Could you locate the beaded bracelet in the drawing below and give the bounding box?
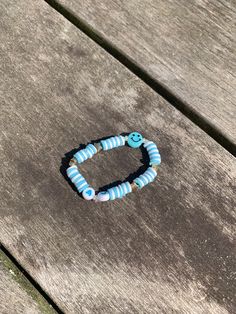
[66,132,161,202]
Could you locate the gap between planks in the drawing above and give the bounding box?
[43,0,236,157]
[0,244,64,314]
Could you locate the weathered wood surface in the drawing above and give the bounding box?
[0,252,43,314]
[55,0,236,146]
[0,0,236,313]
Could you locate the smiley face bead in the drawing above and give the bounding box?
[127,132,143,148]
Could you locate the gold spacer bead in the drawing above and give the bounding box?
[131,182,139,192]
[152,164,159,171]
[69,158,77,166]
[94,142,103,153]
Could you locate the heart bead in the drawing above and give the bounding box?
[82,187,95,200]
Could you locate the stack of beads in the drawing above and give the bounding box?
[100,135,125,151]
[107,182,132,200]
[74,144,97,163]
[66,165,90,193]
[143,141,161,166]
[134,167,157,189]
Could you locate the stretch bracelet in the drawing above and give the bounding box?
[66,132,161,202]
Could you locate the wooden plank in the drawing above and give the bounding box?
[0,265,42,314]
[0,0,235,313]
[0,251,43,314]
[53,0,236,147]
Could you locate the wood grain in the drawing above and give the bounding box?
[0,0,235,313]
[0,252,43,314]
[54,0,236,146]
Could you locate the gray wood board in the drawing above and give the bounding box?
[0,255,43,314]
[56,0,236,145]
[0,0,235,313]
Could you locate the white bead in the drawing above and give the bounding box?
[97,192,110,202]
[82,187,95,200]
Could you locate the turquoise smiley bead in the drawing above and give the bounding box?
[127,132,143,148]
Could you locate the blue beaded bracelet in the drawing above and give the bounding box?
[66,132,161,202]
